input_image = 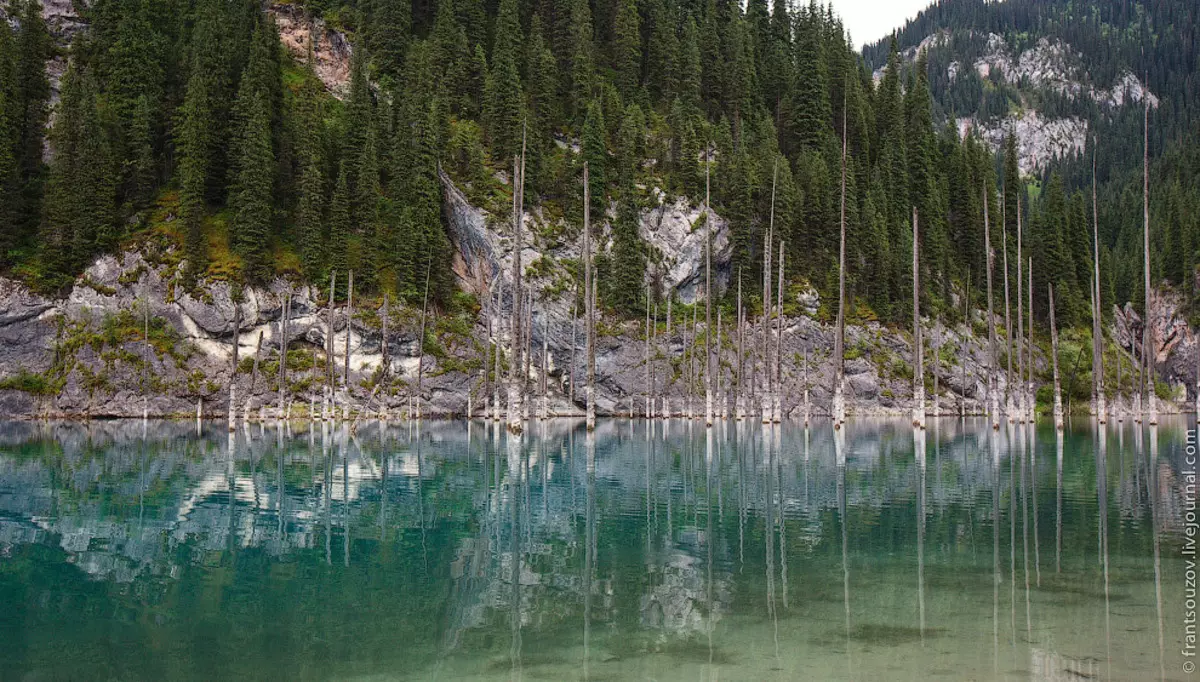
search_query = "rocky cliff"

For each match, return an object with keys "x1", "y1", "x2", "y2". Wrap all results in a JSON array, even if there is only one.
[{"x1": 1, "y1": 172, "x2": 1192, "y2": 420}]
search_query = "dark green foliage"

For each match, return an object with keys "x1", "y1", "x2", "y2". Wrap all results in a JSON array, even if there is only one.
[{"x1": 0, "y1": 0, "x2": 1193, "y2": 331}]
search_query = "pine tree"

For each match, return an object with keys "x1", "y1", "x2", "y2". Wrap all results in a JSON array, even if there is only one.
[
  {"x1": 371, "y1": 0, "x2": 412, "y2": 78},
  {"x1": 328, "y1": 161, "x2": 351, "y2": 297},
  {"x1": 11, "y1": 0, "x2": 51, "y2": 242},
  {"x1": 484, "y1": 0, "x2": 524, "y2": 163},
  {"x1": 612, "y1": 0, "x2": 641, "y2": 100},
  {"x1": 581, "y1": 100, "x2": 607, "y2": 215},
  {"x1": 229, "y1": 91, "x2": 275, "y2": 282},
  {"x1": 786, "y1": 3, "x2": 831, "y2": 153}
]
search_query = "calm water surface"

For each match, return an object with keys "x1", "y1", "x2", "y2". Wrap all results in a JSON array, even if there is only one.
[{"x1": 0, "y1": 417, "x2": 1194, "y2": 680}]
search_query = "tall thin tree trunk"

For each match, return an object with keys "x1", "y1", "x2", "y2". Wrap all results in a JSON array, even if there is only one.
[
  {"x1": 664, "y1": 297, "x2": 672, "y2": 418},
  {"x1": 1116, "y1": 341, "x2": 1123, "y2": 421},
  {"x1": 1017, "y1": 193, "x2": 1025, "y2": 422},
  {"x1": 381, "y1": 293, "x2": 389, "y2": 421},
  {"x1": 983, "y1": 185, "x2": 1000, "y2": 429},
  {"x1": 704, "y1": 145, "x2": 713, "y2": 427},
  {"x1": 1028, "y1": 258, "x2": 1034, "y2": 421},
  {"x1": 774, "y1": 241, "x2": 784, "y2": 423},
  {"x1": 1002, "y1": 199, "x2": 1014, "y2": 422},
  {"x1": 646, "y1": 284, "x2": 652, "y2": 418},
  {"x1": 417, "y1": 261, "x2": 431, "y2": 420},
  {"x1": 509, "y1": 146, "x2": 526, "y2": 433},
  {"x1": 833, "y1": 97, "x2": 848, "y2": 427},
  {"x1": 1143, "y1": 95, "x2": 1157, "y2": 425},
  {"x1": 736, "y1": 274, "x2": 745, "y2": 420},
  {"x1": 494, "y1": 278, "x2": 503, "y2": 422},
  {"x1": 803, "y1": 349, "x2": 810, "y2": 425},
  {"x1": 1092, "y1": 151, "x2": 1106, "y2": 421},
  {"x1": 962, "y1": 270, "x2": 970, "y2": 417},
  {"x1": 763, "y1": 162, "x2": 776, "y2": 422},
  {"x1": 250, "y1": 330, "x2": 263, "y2": 419},
  {"x1": 932, "y1": 320, "x2": 940, "y2": 418},
  {"x1": 1050, "y1": 284, "x2": 1064, "y2": 429},
  {"x1": 717, "y1": 307, "x2": 724, "y2": 420},
  {"x1": 279, "y1": 287, "x2": 290, "y2": 422},
  {"x1": 913, "y1": 207, "x2": 925, "y2": 428},
  {"x1": 344, "y1": 270, "x2": 353, "y2": 390},
  {"x1": 570, "y1": 295, "x2": 577, "y2": 405},
  {"x1": 325, "y1": 270, "x2": 335, "y2": 421},
  {"x1": 584, "y1": 162, "x2": 596, "y2": 431},
  {"x1": 541, "y1": 302, "x2": 549, "y2": 420},
  {"x1": 228, "y1": 300, "x2": 238, "y2": 429}
]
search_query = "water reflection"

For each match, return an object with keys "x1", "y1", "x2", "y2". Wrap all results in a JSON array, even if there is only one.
[{"x1": 0, "y1": 417, "x2": 1191, "y2": 680}]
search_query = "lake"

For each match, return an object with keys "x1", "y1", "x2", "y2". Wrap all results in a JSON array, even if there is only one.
[{"x1": 0, "y1": 417, "x2": 1193, "y2": 680}]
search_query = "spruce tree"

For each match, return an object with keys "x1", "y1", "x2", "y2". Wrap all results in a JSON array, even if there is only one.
[
  {"x1": 581, "y1": 100, "x2": 607, "y2": 215},
  {"x1": 229, "y1": 90, "x2": 275, "y2": 282},
  {"x1": 612, "y1": 0, "x2": 641, "y2": 100},
  {"x1": 484, "y1": 0, "x2": 524, "y2": 163},
  {"x1": 328, "y1": 161, "x2": 351, "y2": 297}
]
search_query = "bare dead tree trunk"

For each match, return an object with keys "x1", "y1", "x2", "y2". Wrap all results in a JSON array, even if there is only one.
[
  {"x1": 279, "y1": 287, "x2": 290, "y2": 422},
  {"x1": 541, "y1": 301, "x2": 549, "y2": 420},
  {"x1": 983, "y1": 185, "x2": 1000, "y2": 428},
  {"x1": 1002, "y1": 197, "x2": 1014, "y2": 422},
  {"x1": 494, "y1": 277, "x2": 504, "y2": 422},
  {"x1": 833, "y1": 97, "x2": 848, "y2": 428},
  {"x1": 716, "y1": 307, "x2": 724, "y2": 420},
  {"x1": 704, "y1": 145, "x2": 713, "y2": 427},
  {"x1": 932, "y1": 319, "x2": 940, "y2": 418},
  {"x1": 1028, "y1": 258, "x2": 1034, "y2": 421},
  {"x1": 250, "y1": 330, "x2": 264, "y2": 421},
  {"x1": 736, "y1": 273, "x2": 745, "y2": 420},
  {"x1": 1143, "y1": 95, "x2": 1157, "y2": 425},
  {"x1": 417, "y1": 261, "x2": 431, "y2": 421},
  {"x1": 763, "y1": 162, "x2": 776, "y2": 422},
  {"x1": 1092, "y1": 169, "x2": 1107, "y2": 420},
  {"x1": 570, "y1": 294, "x2": 577, "y2": 405},
  {"x1": 774, "y1": 240, "x2": 784, "y2": 423},
  {"x1": 1050, "y1": 283, "x2": 1064, "y2": 429},
  {"x1": 646, "y1": 284, "x2": 652, "y2": 418},
  {"x1": 584, "y1": 162, "x2": 596, "y2": 431},
  {"x1": 381, "y1": 293, "x2": 389, "y2": 421},
  {"x1": 913, "y1": 207, "x2": 925, "y2": 429},
  {"x1": 344, "y1": 270, "x2": 353, "y2": 390},
  {"x1": 664, "y1": 297, "x2": 672, "y2": 418},
  {"x1": 325, "y1": 270, "x2": 335, "y2": 421},
  {"x1": 961, "y1": 270, "x2": 970, "y2": 417},
  {"x1": 509, "y1": 147, "x2": 526, "y2": 433},
  {"x1": 1017, "y1": 192, "x2": 1025, "y2": 422},
  {"x1": 228, "y1": 300, "x2": 238, "y2": 429}
]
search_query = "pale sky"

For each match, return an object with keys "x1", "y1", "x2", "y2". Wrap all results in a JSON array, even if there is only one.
[{"x1": 828, "y1": 0, "x2": 935, "y2": 49}]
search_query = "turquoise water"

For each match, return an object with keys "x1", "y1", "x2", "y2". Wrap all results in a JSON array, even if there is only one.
[{"x1": 0, "y1": 417, "x2": 1193, "y2": 680}]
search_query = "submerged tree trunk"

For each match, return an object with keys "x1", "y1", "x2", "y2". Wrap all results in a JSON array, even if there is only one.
[
  {"x1": 1092, "y1": 152, "x2": 1107, "y2": 422},
  {"x1": 774, "y1": 241, "x2": 784, "y2": 423},
  {"x1": 664, "y1": 298, "x2": 672, "y2": 418},
  {"x1": 509, "y1": 147, "x2": 527, "y2": 433},
  {"x1": 912, "y1": 207, "x2": 925, "y2": 429},
  {"x1": 381, "y1": 293, "x2": 389, "y2": 421},
  {"x1": 1002, "y1": 199, "x2": 1014, "y2": 422},
  {"x1": 704, "y1": 146, "x2": 713, "y2": 427},
  {"x1": 584, "y1": 162, "x2": 596, "y2": 431},
  {"x1": 736, "y1": 274, "x2": 745, "y2": 420},
  {"x1": 1028, "y1": 258, "x2": 1034, "y2": 421},
  {"x1": 983, "y1": 186, "x2": 1000, "y2": 428},
  {"x1": 344, "y1": 270, "x2": 353, "y2": 391},
  {"x1": 763, "y1": 162, "x2": 776, "y2": 423},
  {"x1": 1050, "y1": 283, "x2": 1064, "y2": 430},
  {"x1": 417, "y1": 262, "x2": 431, "y2": 420},
  {"x1": 325, "y1": 270, "x2": 335, "y2": 421},
  {"x1": 1017, "y1": 194, "x2": 1025, "y2": 422},
  {"x1": 228, "y1": 300, "x2": 238, "y2": 428},
  {"x1": 833, "y1": 102, "x2": 848, "y2": 428},
  {"x1": 1142, "y1": 96, "x2": 1157, "y2": 426},
  {"x1": 278, "y1": 287, "x2": 290, "y2": 422}
]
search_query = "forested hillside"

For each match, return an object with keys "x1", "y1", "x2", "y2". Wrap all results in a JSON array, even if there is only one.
[
  {"x1": 0, "y1": 0, "x2": 1191, "y2": 330},
  {"x1": 866, "y1": 0, "x2": 1200, "y2": 323}
]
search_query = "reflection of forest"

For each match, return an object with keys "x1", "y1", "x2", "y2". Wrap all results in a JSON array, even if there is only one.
[{"x1": 0, "y1": 418, "x2": 1187, "y2": 657}]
